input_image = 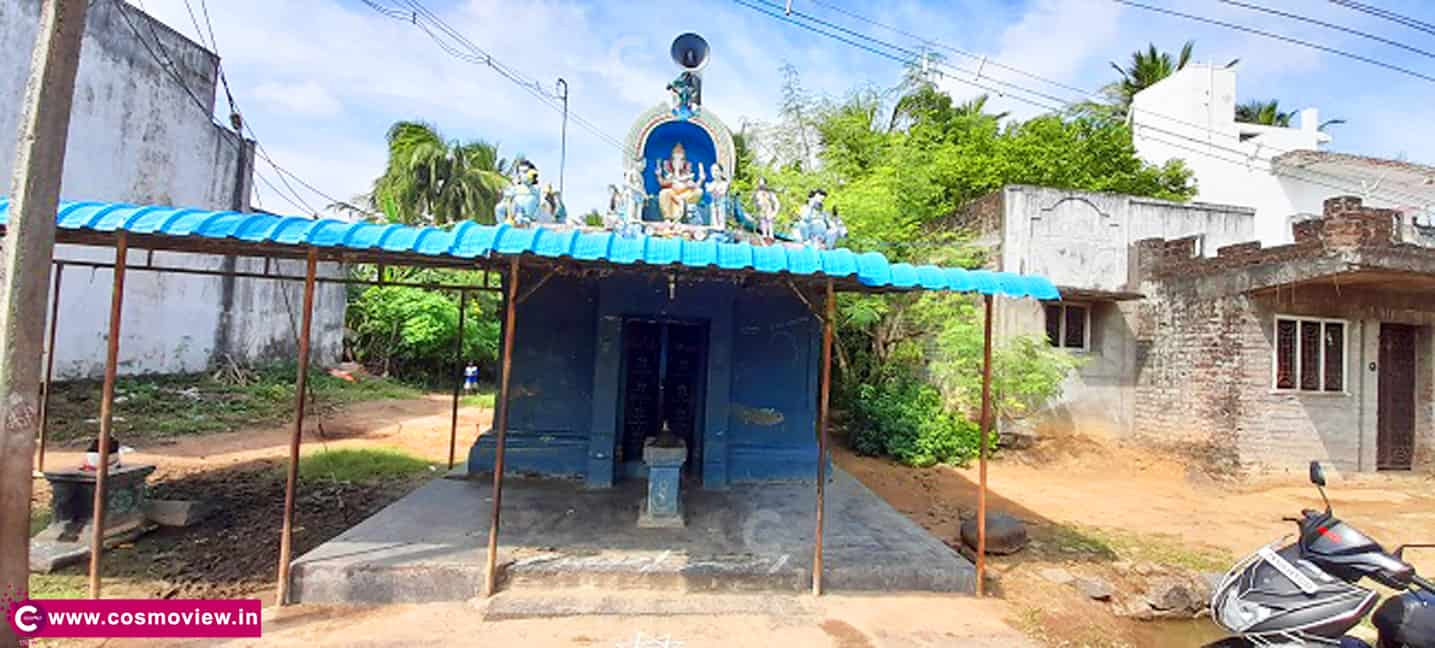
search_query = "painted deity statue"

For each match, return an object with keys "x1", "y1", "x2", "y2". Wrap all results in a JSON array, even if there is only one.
[
  {"x1": 495, "y1": 160, "x2": 542, "y2": 226},
  {"x1": 752, "y1": 176, "x2": 780, "y2": 241},
  {"x1": 794, "y1": 189, "x2": 846, "y2": 249},
  {"x1": 603, "y1": 168, "x2": 646, "y2": 237},
  {"x1": 657, "y1": 143, "x2": 704, "y2": 223},
  {"x1": 705, "y1": 162, "x2": 731, "y2": 230},
  {"x1": 667, "y1": 70, "x2": 702, "y2": 119},
  {"x1": 540, "y1": 184, "x2": 567, "y2": 224}
]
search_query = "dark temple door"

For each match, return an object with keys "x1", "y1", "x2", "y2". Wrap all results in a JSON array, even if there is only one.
[
  {"x1": 1378, "y1": 324, "x2": 1416, "y2": 471},
  {"x1": 617, "y1": 319, "x2": 708, "y2": 475}
]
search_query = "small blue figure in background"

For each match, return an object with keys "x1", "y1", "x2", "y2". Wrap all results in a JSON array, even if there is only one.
[{"x1": 464, "y1": 362, "x2": 479, "y2": 393}]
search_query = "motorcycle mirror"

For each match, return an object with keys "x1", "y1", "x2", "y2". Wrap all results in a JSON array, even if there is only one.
[{"x1": 1308, "y1": 460, "x2": 1326, "y2": 487}]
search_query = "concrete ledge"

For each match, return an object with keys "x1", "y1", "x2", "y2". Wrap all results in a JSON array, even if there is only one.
[{"x1": 291, "y1": 468, "x2": 973, "y2": 603}]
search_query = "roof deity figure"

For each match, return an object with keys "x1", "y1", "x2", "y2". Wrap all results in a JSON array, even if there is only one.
[
  {"x1": 753, "y1": 176, "x2": 780, "y2": 241},
  {"x1": 706, "y1": 162, "x2": 731, "y2": 230},
  {"x1": 495, "y1": 160, "x2": 542, "y2": 226}
]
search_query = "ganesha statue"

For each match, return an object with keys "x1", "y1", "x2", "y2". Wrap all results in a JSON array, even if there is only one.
[{"x1": 657, "y1": 143, "x2": 704, "y2": 223}]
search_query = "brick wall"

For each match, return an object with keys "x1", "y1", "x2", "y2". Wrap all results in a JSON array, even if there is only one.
[{"x1": 1132, "y1": 196, "x2": 1435, "y2": 475}]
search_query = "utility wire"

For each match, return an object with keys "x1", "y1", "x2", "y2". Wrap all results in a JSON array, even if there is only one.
[
  {"x1": 1115, "y1": 0, "x2": 1435, "y2": 84},
  {"x1": 115, "y1": 0, "x2": 342, "y2": 216},
  {"x1": 1215, "y1": 0, "x2": 1435, "y2": 61},
  {"x1": 736, "y1": 0, "x2": 1435, "y2": 210},
  {"x1": 361, "y1": 0, "x2": 635, "y2": 157},
  {"x1": 1328, "y1": 0, "x2": 1435, "y2": 38}
]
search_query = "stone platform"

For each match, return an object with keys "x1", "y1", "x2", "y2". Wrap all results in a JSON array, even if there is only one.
[{"x1": 290, "y1": 467, "x2": 974, "y2": 603}]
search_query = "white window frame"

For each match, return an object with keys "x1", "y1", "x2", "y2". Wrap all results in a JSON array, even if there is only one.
[
  {"x1": 1271, "y1": 315, "x2": 1348, "y2": 394},
  {"x1": 1046, "y1": 303, "x2": 1092, "y2": 352}
]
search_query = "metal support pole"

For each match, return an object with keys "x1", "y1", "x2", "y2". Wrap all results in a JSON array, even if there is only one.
[
  {"x1": 484, "y1": 257, "x2": 521, "y2": 597},
  {"x1": 275, "y1": 248, "x2": 319, "y2": 606},
  {"x1": 88, "y1": 233, "x2": 128, "y2": 598},
  {"x1": 37, "y1": 262, "x2": 64, "y2": 473},
  {"x1": 976, "y1": 294, "x2": 995, "y2": 596},
  {"x1": 1, "y1": 0, "x2": 89, "y2": 631},
  {"x1": 812, "y1": 278, "x2": 834, "y2": 596},
  {"x1": 448, "y1": 290, "x2": 468, "y2": 470},
  {"x1": 556, "y1": 78, "x2": 569, "y2": 197}
]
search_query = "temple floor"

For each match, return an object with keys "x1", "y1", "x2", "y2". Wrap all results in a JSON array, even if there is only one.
[{"x1": 290, "y1": 467, "x2": 975, "y2": 603}]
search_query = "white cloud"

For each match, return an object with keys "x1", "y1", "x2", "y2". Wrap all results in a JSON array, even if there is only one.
[{"x1": 252, "y1": 80, "x2": 343, "y2": 117}]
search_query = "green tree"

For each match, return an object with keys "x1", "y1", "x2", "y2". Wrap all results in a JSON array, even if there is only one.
[
  {"x1": 1235, "y1": 99, "x2": 1295, "y2": 127},
  {"x1": 370, "y1": 121, "x2": 511, "y2": 225},
  {"x1": 742, "y1": 65, "x2": 1194, "y2": 466}
]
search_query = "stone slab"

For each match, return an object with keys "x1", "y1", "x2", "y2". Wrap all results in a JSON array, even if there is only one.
[
  {"x1": 143, "y1": 499, "x2": 213, "y2": 527},
  {"x1": 30, "y1": 523, "x2": 153, "y2": 573},
  {"x1": 290, "y1": 467, "x2": 975, "y2": 603}
]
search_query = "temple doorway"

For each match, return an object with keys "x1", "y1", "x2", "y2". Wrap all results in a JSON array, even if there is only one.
[{"x1": 616, "y1": 318, "x2": 708, "y2": 479}]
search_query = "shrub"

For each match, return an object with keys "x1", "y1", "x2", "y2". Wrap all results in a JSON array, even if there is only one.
[
  {"x1": 345, "y1": 268, "x2": 501, "y2": 384},
  {"x1": 851, "y1": 375, "x2": 988, "y2": 467}
]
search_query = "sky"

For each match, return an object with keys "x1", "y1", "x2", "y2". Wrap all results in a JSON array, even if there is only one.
[{"x1": 125, "y1": 0, "x2": 1435, "y2": 219}]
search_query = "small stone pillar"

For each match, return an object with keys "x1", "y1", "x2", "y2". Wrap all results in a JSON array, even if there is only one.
[
  {"x1": 639, "y1": 438, "x2": 687, "y2": 528},
  {"x1": 31, "y1": 464, "x2": 155, "y2": 572}
]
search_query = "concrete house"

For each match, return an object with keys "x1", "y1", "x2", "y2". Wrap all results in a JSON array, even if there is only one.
[
  {"x1": 957, "y1": 185, "x2": 1256, "y2": 441},
  {"x1": 960, "y1": 186, "x2": 1435, "y2": 475}
]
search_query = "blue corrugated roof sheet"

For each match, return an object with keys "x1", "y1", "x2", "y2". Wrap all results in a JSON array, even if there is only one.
[{"x1": 0, "y1": 199, "x2": 1060, "y2": 299}]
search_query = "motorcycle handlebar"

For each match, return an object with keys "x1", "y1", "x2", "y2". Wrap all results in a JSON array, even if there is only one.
[{"x1": 1413, "y1": 574, "x2": 1435, "y2": 593}]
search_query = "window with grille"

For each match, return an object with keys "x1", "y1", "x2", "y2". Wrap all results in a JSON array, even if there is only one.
[
  {"x1": 1274, "y1": 316, "x2": 1345, "y2": 392},
  {"x1": 1044, "y1": 304, "x2": 1090, "y2": 351}
]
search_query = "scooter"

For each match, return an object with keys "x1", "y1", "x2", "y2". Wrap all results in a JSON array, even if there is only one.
[{"x1": 1206, "y1": 461, "x2": 1435, "y2": 647}]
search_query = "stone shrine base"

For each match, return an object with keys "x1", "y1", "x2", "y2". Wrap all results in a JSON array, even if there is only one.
[{"x1": 290, "y1": 467, "x2": 974, "y2": 603}]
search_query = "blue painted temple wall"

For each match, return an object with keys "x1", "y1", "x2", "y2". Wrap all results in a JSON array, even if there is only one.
[{"x1": 468, "y1": 269, "x2": 821, "y2": 489}]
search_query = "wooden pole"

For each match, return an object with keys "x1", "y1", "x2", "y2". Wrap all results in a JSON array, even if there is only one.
[
  {"x1": 275, "y1": 248, "x2": 319, "y2": 606},
  {"x1": 484, "y1": 257, "x2": 521, "y2": 597},
  {"x1": 448, "y1": 290, "x2": 468, "y2": 470},
  {"x1": 37, "y1": 262, "x2": 64, "y2": 474},
  {"x1": 88, "y1": 234, "x2": 127, "y2": 598},
  {"x1": 976, "y1": 294, "x2": 994, "y2": 596},
  {"x1": 812, "y1": 278, "x2": 835, "y2": 596},
  {"x1": 1, "y1": 0, "x2": 89, "y2": 634}
]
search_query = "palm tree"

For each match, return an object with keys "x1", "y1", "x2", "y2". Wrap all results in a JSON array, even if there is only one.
[
  {"x1": 370, "y1": 121, "x2": 511, "y2": 225},
  {"x1": 1234, "y1": 99, "x2": 1296, "y2": 127},
  {"x1": 953, "y1": 94, "x2": 1011, "y2": 122},
  {"x1": 1093, "y1": 41, "x2": 1195, "y2": 119}
]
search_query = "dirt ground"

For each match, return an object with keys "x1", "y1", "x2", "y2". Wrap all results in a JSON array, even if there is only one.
[
  {"x1": 833, "y1": 429, "x2": 1435, "y2": 647},
  {"x1": 31, "y1": 396, "x2": 491, "y2": 603},
  {"x1": 30, "y1": 398, "x2": 1435, "y2": 647}
]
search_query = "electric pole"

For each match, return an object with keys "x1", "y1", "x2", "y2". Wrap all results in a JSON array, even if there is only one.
[
  {"x1": 556, "y1": 77, "x2": 568, "y2": 198},
  {"x1": 1, "y1": 0, "x2": 90, "y2": 634}
]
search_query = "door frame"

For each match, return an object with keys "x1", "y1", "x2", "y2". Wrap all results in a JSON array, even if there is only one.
[
  {"x1": 1377, "y1": 323, "x2": 1417, "y2": 471},
  {"x1": 613, "y1": 315, "x2": 710, "y2": 481}
]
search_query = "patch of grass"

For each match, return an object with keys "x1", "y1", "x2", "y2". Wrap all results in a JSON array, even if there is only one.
[
  {"x1": 459, "y1": 384, "x2": 496, "y2": 409},
  {"x1": 299, "y1": 448, "x2": 435, "y2": 483},
  {"x1": 45, "y1": 363, "x2": 423, "y2": 446},
  {"x1": 30, "y1": 508, "x2": 52, "y2": 537},
  {"x1": 28, "y1": 574, "x2": 87, "y2": 599},
  {"x1": 1060, "y1": 524, "x2": 1233, "y2": 572}
]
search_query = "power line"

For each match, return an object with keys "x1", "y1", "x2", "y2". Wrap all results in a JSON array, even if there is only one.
[
  {"x1": 1114, "y1": 0, "x2": 1435, "y2": 84},
  {"x1": 1328, "y1": 0, "x2": 1435, "y2": 38},
  {"x1": 801, "y1": 0, "x2": 1096, "y2": 100},
  {"x1": 114, "y1": 0, "x2": 350, "y2": 216},
  {"x1": 734, "y1": 0, "x2": 1435, "y2": 210},
  {"x1": 1215, "y1": 0, "x2": 1435, "y2": 61},
  {"x1": 360, "y1": 0, "x2": 635, "y2": 157}
]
